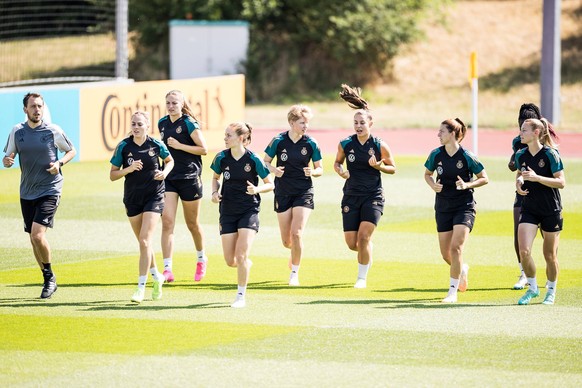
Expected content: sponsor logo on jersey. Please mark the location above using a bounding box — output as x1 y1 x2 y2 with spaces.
225 166 230 170
349 149 355 153
436 166 443 175
128 152 133 157
281 153 288 161
456 160 464 169
244 163 251 172
437 161 442 165
42 218 49 224
348 154 356 162
538 159 545 168
128 157 134 165
224 171 231 180
301 147 308 156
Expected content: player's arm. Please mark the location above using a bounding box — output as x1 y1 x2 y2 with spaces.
522 167 565 189
424 168 442 193
334 143 349 179
211 172 222 203
154 155 174 181
369 141 396 174
305 159 323 177
264 154 284 177
3 129 17 168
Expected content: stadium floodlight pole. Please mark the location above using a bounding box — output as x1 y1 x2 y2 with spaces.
541 0 561 125
470 51 478 155
116 0 129 79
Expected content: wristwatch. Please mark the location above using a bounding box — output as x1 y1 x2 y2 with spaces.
58 160 64 167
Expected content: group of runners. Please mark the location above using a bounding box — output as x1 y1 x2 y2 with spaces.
3 87 565 307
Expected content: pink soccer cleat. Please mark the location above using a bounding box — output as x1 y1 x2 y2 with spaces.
163 269 174 283
195 261 207 282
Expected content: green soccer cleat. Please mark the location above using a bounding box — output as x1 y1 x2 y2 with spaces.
542 293 555 305
152 277 164 301
518 288 540 305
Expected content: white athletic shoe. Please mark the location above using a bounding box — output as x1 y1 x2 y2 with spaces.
442 292 458 303
459 263 469 292
288 273 300 287
513 273 528 290
354 278 367 289
231 294 246 308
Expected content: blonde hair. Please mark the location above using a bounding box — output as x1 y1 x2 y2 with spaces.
132 110 151 127
287 104 313 124
339 84 372 121
522 118 558 149
229 122 253 146
166 90 198 120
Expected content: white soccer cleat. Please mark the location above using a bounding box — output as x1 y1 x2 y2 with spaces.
458 263 469 292
288 273 300 287
442 293 458 303
513 273 528 290
354 278 367 289
231 294 246 308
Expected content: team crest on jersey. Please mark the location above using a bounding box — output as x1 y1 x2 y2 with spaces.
343 205 350 213
538 159 545 168
436 166 443 175
176 126 182 134
348 154 356 162
244 163 251 172
224 171 231 180
368 148 375 156
456 160 464 169
148 148 155 157
281 153 288 161
301 147 308 156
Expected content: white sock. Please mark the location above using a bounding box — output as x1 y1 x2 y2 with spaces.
237 285 246 297
527 277 538 292
197 250 207 262
138 275 147 289
547 280 557 295
449 277 459 294
291 264 299 274
357 263 370 280
163 258 172 270
150 268 163 281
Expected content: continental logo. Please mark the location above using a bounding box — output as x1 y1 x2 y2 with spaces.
100 90 225 151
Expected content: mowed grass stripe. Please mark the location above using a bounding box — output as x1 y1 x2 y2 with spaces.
0 314 299 355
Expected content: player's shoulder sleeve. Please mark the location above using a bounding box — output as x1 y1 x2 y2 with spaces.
210 150 226 174
184 115 200 134
3 124 22 155
306 135 322 162
544 147 564 174
48 123 74 152
462 149 484 174
424 147 441 171
264 132 284 157
151 137 170 159
339 135 352 150
250 150 271 179
110 139 128 167
515 147 526 167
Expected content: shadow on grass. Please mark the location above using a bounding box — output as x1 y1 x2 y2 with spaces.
170 280 354 291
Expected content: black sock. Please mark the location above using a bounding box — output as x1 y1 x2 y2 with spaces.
42 263 52 271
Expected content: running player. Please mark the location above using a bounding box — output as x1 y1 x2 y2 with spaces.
264 104 323 286
515 118 564 305
210 122 274 308
424 118 489 303
110 111 174 303
159 90 209 283
334 84 396 289
3 92 77 299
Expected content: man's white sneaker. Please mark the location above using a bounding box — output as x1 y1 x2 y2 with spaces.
513 273 528 290
459 263 469 292
354 278 367 289
442 293 458 303
231 294 246 308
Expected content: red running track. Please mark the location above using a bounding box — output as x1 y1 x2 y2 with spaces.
250 128 582 158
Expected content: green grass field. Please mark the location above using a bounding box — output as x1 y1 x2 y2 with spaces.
1 155 581 386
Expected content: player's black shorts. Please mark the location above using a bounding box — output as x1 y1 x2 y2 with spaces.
20 195 60 233
341 192 384 232
513 193 524 208
519 210 563 232
435 208 476 233
165 177 203 201
274 192 314 213
219 209 260 235
125 192 165 217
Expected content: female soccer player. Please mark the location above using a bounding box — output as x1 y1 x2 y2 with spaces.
264 105 323 286
424 118 488 303
110 111 174 303
334 84 396 289
515 118 564 305
210 122 274 308
158 90 208 283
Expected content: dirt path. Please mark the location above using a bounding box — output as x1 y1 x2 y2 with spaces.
250 128 582 158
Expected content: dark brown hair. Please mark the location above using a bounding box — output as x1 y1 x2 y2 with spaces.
442 118 467 142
